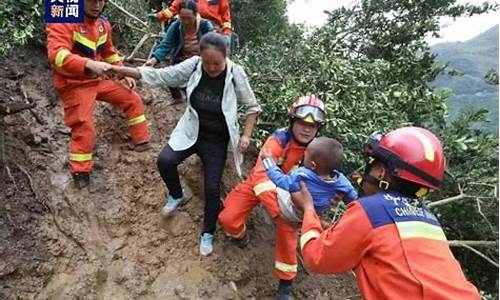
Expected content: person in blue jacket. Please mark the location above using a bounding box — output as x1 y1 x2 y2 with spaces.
262 136 357 222
144 0 214 101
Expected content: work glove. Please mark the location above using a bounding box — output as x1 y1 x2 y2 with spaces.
147 13 159 22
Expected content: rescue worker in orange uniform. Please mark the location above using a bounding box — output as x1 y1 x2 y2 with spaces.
218 96 327 300
46 0 150 188
294 127 481 300
148 0 232 40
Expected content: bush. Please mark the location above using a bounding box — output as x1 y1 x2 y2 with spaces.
0 0 44 56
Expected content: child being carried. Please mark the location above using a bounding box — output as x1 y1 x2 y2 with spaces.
262 137 358 222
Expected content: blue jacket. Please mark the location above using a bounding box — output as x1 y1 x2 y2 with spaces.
264 162 358 214
152 18 214 64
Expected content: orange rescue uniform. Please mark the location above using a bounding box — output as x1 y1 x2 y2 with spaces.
157 0 232 35
219 128 305 280
299 191 481 300
46 17 150 174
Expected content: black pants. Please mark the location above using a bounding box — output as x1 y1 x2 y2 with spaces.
157 137 228 234
169 87 182 100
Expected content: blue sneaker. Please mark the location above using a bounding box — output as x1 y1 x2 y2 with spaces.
199 233 214 256
161 194 184 216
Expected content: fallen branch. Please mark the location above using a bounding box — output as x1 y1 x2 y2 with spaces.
475 198 496 233
428 193 466 207
12 161 41 204
123 21 148 34
448 240 497 247
0 102 35 115
126 33 151 61
148 40 159 60
123 57 147 63
5 164 18 191
450 241 499 268
29 110 45 125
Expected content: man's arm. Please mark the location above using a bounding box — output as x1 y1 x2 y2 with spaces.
300 203 372 273
151 22 177 62
156 0 181 22
220 0 232 35
46 24 88 77
293 182 372 273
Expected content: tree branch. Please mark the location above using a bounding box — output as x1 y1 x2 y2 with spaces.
475 198 496 233
126 33 151 60
0 102 35 115
448 240 497 247
428 193 466 207
107 0 148 27
449 241 499 268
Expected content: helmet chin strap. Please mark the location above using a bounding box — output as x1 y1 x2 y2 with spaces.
358 159 430 199
358 158 391 190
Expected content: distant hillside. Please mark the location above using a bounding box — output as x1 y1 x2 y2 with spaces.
432 25 498 133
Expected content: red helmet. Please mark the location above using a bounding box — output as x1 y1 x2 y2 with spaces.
288 95 327 125
364 127 446 190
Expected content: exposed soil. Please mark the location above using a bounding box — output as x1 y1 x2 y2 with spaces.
0 46 360 300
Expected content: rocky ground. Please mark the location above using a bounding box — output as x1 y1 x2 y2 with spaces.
0 46 360 300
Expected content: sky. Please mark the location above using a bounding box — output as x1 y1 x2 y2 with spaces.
287 0 499 45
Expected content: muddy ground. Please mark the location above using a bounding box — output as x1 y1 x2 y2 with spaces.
0 46 360 300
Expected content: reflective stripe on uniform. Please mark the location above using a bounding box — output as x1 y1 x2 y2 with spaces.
97 33 108 48
73 32 97 51
69 153 92 162
395 221 447 241
226 224 246 239
275 261 297 273
55 49 71 67
104 53 121 64
127 114 146 126
163 8 173 18
253 180 276 195
300 230 320 250
223 22 232 29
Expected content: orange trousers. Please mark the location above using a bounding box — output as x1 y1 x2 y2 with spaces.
219 177 298 280
57 80 150 174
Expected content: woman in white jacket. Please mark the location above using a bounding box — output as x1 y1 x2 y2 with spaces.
110 32 261 256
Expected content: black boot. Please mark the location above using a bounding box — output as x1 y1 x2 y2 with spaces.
276 279 292 300
133 142 151 152
231 232 250 249
73 173 90 189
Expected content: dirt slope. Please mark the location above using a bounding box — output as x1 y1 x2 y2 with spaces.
0 46 359 300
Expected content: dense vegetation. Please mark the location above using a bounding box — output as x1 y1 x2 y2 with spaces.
0 0 43 55
0 0 498 296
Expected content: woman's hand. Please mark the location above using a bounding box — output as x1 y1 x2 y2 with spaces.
143 57 158 67
121 76 137 89
238 135 251 153
105 65 142 81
